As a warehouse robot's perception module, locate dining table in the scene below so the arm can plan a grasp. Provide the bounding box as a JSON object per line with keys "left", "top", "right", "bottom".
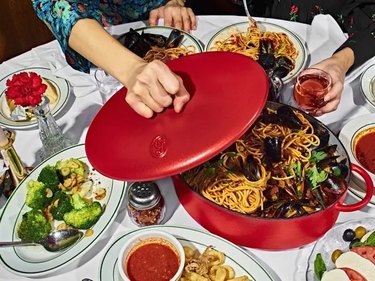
{"left": 0, "top": 15, "right": 375, "bottom": 281}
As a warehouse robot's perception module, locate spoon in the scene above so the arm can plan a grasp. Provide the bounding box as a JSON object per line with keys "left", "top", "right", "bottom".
{"left": 0, "top": 229, "right": 83, "bottom": 252}
{"left": 242, "top": 0, "right": 257, "bottom": 27}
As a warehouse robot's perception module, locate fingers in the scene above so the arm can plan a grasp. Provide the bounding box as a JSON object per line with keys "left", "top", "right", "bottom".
{"left": 187, "top": 8, "right": 197, "bottom": 30}
{"left": 173, "top": 76, "right": 190, "bottom": 113}
{"left": 125, "top": 61, "right": 189, "bottom": 118}
{"left": 314, "top": 82, "right": 343, "bottom": 116}
{"left": 148, "top": 9, "right": 160, "bottom": 26}
{"left": 149, "top": 4, "right": 197, "bottom": 31}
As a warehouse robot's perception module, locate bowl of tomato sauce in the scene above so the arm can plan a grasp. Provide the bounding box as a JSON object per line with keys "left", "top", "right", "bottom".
{"left": 117, "top": 230, "right": 185, "bottom": 281}
{"left": 339, "top": 114, "right": 375, "bottom": 205}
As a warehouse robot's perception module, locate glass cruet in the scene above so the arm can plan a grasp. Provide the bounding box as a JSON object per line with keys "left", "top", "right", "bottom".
{"left": 33, "top": 96, "right": 72, "bottom": 159}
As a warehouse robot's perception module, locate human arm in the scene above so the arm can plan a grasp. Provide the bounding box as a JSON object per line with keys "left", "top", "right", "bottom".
{"left": 69, "top": 19, "right": 190, "bottom": 118}
{"left": 31, "top": 0, "right": 167, "bottom": 73}
{"left": 312, "top": 1, "right": 375, "bottom": 115}
{"left": 149, "top": 0, "right": 197, "bottom": 32}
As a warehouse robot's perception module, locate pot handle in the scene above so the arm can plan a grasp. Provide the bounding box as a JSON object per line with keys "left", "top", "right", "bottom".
{"left": 335, "top": 163, "right": 374, "bottom": 212}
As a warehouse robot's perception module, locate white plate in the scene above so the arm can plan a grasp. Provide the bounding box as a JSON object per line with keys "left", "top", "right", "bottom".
{"left": 338, "top": 114, "right": 375, "bottom": 207}
{"left": 206, "top": 21, "right": 307, "bottom": 83}
{"left": 0, "top": 67, "right": 70, "bottom": 129}
{"left": 99, "top": 225, "right": 278, "bottom": 281}
{"left": 118, "top": 26, "right": 203, "bottom": 54}
{"left": 360, "top": 64, "right": 375, "bottom": 108}
{"left": 0, "top": 144, "right": 127, "bottom": 277}
{"left": 305, "top": 218, "right": 375, "bottom": 281}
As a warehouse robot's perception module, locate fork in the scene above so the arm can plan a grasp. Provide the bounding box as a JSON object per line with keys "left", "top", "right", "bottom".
{"left": 242, "top": 0, "right": 257, "bottom": 27}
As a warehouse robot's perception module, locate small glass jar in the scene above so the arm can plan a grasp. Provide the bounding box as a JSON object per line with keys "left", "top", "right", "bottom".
{"left": 127, "top": 181, "right": 166, "bottom": 226}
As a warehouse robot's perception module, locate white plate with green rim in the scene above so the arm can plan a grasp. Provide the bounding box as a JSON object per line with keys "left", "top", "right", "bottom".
{"left": 118, "top": 26, "right": 203, "bottom": 56}
{"left": 338, "top": 114, "right": 375, "bottom": 207}
{"left": 360, "top": 64, "right": 375, "bottom": 109}
{"left": 206, "top": 21, "right": 307, "bottom": 83}
{"left": 99, "top": 225, "right": 278, "bottom": 281}
{"left": 0, "top": 66, "right": 70, "bottom": 130}
{"left": 0, "top": 144, "right": 127, "bottom": 277}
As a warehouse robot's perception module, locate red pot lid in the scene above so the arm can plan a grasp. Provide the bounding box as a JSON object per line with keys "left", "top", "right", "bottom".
{"left": 85, "top": 52, "right": 268, "bottom": 181}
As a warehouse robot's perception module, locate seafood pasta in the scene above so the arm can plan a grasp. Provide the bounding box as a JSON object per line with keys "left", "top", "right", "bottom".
{"left": 209, "top": 24, "right": 299, "bottom": 78}
{"left": 143, "top": 45, "right": 196, "bottom": 62}
{"left": 121, "top": 28, "right": 196, "bottom": 62}
{"left": 182, "top": 105, "right": 348, "bottom": 219}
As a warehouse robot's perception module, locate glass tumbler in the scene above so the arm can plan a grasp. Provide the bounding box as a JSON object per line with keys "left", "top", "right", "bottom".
{"left": 293, "top": 68, "right": 332, "bottom": 114}
{"left": 94, "top": 69, "right": 122, "bottom": 104}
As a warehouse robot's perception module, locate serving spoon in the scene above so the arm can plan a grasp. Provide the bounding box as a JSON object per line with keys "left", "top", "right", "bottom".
{"left": 0, "top": 229, "right": 83, "bottom": 252}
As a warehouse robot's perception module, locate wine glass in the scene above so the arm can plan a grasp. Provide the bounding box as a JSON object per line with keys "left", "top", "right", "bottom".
{"left": 293, "top": 68, "right": 332, "bottom": 114}
{"left": 94, "top": 69, "right": 122, "bottom": 104}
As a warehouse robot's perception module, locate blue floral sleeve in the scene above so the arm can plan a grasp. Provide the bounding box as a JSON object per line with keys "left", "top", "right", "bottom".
{"left": 31, "top": 0, "right": 166, "bottom": 72}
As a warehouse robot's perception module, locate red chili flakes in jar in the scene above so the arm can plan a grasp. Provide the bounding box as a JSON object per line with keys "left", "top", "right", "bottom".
{"left": 127, "top": 181, "right": 166, "bottom": 226}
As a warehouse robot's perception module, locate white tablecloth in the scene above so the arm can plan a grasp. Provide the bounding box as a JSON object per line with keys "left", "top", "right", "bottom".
{"left": 0, "top": 15, "right": 374, "bottom": 281}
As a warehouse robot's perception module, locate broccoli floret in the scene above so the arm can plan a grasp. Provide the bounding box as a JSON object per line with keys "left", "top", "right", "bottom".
{"left": 71, "top": 193, "right": 89, "bottom": 209}
{"left": 25, "top": 180, "right": 53, "bottom": 210}
{"left": 50, "top": 191, "right": 73, "bottom": 220}
{"left": 56, "top": 158, "right": 86, "bottom": 178}
{"left": 17, "top": 209, "right": 52, "bottom": 241}
{"left": 37, "top": 165, "right": 60, "bottom": 192}
{"left": 63, "top": 201, "right": 103, "bottom": 229}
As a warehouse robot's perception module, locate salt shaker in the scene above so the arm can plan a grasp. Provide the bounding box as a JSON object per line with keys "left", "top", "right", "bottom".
{"left": 127, "top": 181, "right": 166, "bottom": 226}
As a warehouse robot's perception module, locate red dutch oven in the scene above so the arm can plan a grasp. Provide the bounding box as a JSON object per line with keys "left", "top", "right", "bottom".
{"left": 173, "top": 102, "right": 375, "bottom": 250}
{"left": 86, "top": 52, "right": 374, "bottom": 251}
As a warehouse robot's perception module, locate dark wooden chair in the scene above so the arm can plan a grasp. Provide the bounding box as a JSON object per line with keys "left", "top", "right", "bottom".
{"left": 0, "top": 0, "right": 54, "bottom": 63}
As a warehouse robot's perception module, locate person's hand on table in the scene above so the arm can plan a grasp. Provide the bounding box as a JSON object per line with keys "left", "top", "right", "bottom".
{"left": 313, "top": 48, "right": 355, "bottom": 116}
{"left": 149, "top": 0, "right": 197, "bottom": 32}
{"left": 124, "top": 60, "right": 190, "bottom": 118}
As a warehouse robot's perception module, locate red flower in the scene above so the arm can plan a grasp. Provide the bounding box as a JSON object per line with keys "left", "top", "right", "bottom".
{"left": 5, "top": 72, "right": 47, "bottom": 107}
{"left": 291, "top": 5, "right": 299, "bottom": 14}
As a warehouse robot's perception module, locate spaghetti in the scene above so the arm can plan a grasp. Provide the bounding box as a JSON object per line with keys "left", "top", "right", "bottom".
{"left": 143, "top": 45, "right": 196, "bottom": 62}
{"left": 209, "top": 24, "right": 299, "bottom": 72}
{"left": 182, "top": 105, "right": 346, "bottom": 218}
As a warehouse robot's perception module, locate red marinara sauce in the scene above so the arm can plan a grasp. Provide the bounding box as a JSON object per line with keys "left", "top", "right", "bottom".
{"left": 354, "top": 127, "right": 375, "bottom": 174}
{"left": 125, "top": 243, "right": 179, "bottom": 281}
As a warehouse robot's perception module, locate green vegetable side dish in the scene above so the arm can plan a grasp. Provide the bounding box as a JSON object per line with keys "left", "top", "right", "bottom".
{"left": 50, "top": 191, "right": 74, "bottom": 221}
{"left": 25, "top": 180, "right": 53, "bottom": 210}
{"left": 18, "top": 209, "right": 52, "bottom": 241}
{"left": 56, "top": 158, "right": 86, "bottom": 178}
{"left": 37, "top": 164, "right": 60, "bottom": 192}
{"left": 63, "top": 202, "right": 103, "bottom": 229}
{"left": 17, "top": 158, "right": 106, "bottom": 242}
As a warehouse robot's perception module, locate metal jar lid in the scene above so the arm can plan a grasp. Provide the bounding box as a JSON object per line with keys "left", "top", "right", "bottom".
{"left": 128, "top": 181, "right": 162, "bottom": 210}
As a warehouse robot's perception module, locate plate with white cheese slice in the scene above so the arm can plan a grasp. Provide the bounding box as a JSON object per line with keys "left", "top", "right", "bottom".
{"left": 306, "top": 218, "right": 375, "bottom": 281}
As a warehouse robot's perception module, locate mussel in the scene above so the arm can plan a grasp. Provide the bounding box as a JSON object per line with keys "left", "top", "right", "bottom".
{"left": 271, "top": 56, "right": 294, "bottom": 79}
{"left": 257, "top": 39, "right": 294, "bottom": 79}
{"left": 260, "top": 105, "right": 302, "bottom": 130}
{"left": 264, "top": 137, "right": 282, "bottom": 164}
{"left": 120, "top": 28, "right": 184, "bottom": 58}
{"left": 241, "top": 155, "right": 261, "bottom": 181}
{"left": 261, "top": 199, "right": 318, "bottom": 218}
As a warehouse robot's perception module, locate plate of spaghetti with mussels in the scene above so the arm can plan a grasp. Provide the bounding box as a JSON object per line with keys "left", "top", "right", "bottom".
{"left": 118, "top": 26, "right": 203, "bottom": 62}
{"left": 206, "top": 21, "right": 307, "bottom": 83}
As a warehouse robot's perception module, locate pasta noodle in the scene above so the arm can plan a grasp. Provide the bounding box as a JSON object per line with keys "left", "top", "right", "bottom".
{"left": 209, "top": 24, "right": 298, "bottom": 72}
{"left": 143, "top": 45, "right": 196, "bottom": 62}
{"left": 182, "top": 106, "right": 341, "bottom": 218}
{"left": 180, "top": 246, "right": 251, "bottom": 281}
